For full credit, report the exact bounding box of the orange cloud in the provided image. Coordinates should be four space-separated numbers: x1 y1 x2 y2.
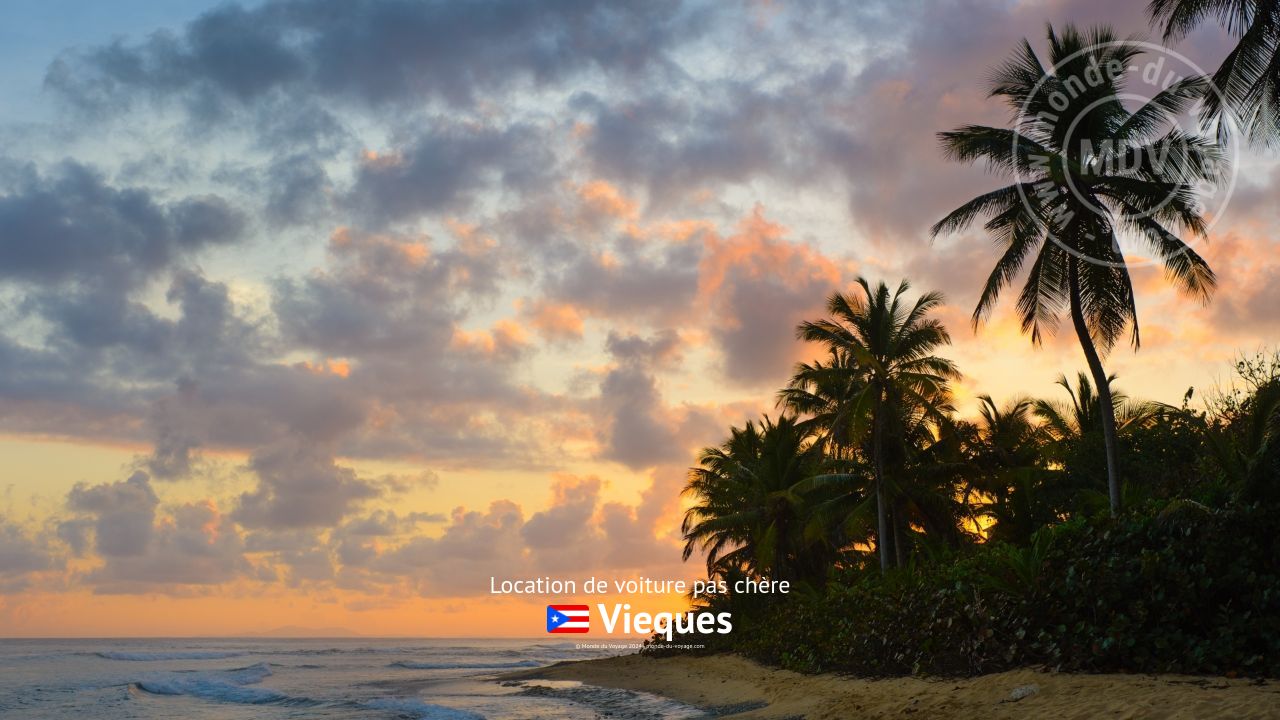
523 299 585 342
698 205 848 300
695 205 857 384
358 148 404 170
328 226 430 267
577 180 638 220
445 218 497 257
451 319 530 359
297 359 353 378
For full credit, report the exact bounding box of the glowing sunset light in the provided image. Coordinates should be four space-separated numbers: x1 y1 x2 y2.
0 0 1275 644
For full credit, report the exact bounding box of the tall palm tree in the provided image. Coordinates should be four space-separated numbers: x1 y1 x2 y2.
681 415 832 585
792 278 959 569
932 24 1224 513
779 353 879 557
1149 0 1280 142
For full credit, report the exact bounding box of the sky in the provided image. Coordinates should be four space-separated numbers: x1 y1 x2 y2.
0 0 1277 637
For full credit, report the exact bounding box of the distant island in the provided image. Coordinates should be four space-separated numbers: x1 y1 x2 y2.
241 626 364 638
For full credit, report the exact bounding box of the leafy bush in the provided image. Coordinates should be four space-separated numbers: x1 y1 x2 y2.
650 504 1280 677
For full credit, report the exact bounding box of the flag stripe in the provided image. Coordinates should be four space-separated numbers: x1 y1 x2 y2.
547 603 591 633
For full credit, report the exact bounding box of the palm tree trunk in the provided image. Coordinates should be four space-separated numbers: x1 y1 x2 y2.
1067 258 1122 513
893 503 907 568
873 401 891 571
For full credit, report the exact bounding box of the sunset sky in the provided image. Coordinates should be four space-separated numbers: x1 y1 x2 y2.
1 0 1277 637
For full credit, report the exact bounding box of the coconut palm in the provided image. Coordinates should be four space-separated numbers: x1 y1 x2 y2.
887 402 975 557
792 278 960 569
962 395 1059 543
1034 373 1172 509
1208 379 1280 502
791 381 970 568
1033 372 1170 443
681 415 833 585
932 24 1224 513
779 352 867 456
779 354 881 559
1149 0 1280 142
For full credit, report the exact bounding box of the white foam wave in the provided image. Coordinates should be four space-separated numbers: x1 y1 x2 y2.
132 662 301 706
98 650 246 661
364 697 486 719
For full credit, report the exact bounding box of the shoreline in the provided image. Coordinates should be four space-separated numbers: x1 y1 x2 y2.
502 653 1280 719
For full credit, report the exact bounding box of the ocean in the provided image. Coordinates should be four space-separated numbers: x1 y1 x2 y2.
0 638 705 719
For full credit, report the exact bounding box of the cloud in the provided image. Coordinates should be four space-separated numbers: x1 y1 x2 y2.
521 475 605 572
0 161 244 290
59 472 249 592
262 154 334 227
264 226 555 464
371 499 527 596
86 499 248 592
605 329 682 368
361 470 690 596
1205 233 1280 337
46 0 705 113
545 232 704 325
273 227 488 355
573 74 844 207
64 471 158 557
345 123 552 226
522 300 585 343
700 207 850 385
595 331 688 469
0 518 60 592
234 441 380 529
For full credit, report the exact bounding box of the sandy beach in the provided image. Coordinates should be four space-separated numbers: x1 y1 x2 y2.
505 653 1280 719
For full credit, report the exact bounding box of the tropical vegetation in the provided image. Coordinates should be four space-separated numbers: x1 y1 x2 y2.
652 17 1280 677
932 24 1223 513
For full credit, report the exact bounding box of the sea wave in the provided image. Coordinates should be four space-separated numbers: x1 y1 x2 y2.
97 650 246 661
388 660 541 670
132 662 314 706
363 697 486 719
530 641 579 649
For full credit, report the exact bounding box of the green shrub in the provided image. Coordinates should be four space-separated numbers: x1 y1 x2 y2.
649 504 1280 677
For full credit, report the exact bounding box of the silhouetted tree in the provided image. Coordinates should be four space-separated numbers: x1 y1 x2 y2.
933 25 1223 512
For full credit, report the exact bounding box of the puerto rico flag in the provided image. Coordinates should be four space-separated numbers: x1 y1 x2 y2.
546 604 590 633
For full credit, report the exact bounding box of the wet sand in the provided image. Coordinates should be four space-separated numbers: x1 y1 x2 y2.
504 653 1280 719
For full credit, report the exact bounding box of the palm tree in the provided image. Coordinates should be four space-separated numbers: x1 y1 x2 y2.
963 395 1058 544
792 278 960 569
932 24 1224 513
681 415 832 585
780 352 866 455
779 354 881 560
1033 372 1169 444
1208 379 1280 502
887 402 974 557
1034 372 1171 509
1149 0 1280 142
